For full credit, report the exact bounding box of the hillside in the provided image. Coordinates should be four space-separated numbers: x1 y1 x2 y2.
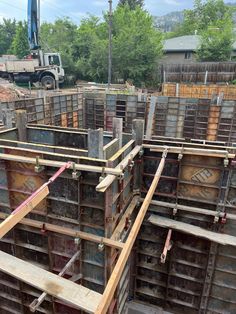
154 2 236 32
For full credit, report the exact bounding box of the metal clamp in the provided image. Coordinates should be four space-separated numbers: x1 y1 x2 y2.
173 205 178 216
178 147 184 161
98 238 105 252
35 156 45 173
162 147 169 158
224 152 229 168
74 237 81 245
99 167 106 183
139 148 144 158
72 162 81 180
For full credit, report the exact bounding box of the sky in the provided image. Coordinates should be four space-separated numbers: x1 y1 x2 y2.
0 0 195 23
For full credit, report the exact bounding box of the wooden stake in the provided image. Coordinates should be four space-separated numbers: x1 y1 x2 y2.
16 110 27 142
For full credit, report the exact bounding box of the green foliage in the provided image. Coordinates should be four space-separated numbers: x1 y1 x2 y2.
10 21 29 58
0 18 17 55
40 18 78 77
168 0 235 62
196 17 235 61
172 0 234 37
75 5 163 86
112 5 163 85
0 5 162 86
118 0 144 9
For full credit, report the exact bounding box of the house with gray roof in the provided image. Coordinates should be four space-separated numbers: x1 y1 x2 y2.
163 35 236 64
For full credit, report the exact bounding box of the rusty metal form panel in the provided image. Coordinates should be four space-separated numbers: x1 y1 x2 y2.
106 94 117 131
153 96 168 137
84 92 105 129
152 97 211 140
0 145 105 313
162 83 236 100
27 127 88 149
1 98 45 124
84 92 147 132
48 93 83 128
0 126 135 314
104 141 137 314
134 139 236 314
206 164 236 314
217 100 236 144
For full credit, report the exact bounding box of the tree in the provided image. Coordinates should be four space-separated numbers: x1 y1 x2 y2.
0 19 17 55
171 0 234 37
196 17 235 61
118 0 144 9
112 5 163 85
74 5 163 86
73 16 108 81
10 21 29 58
40 18 78 77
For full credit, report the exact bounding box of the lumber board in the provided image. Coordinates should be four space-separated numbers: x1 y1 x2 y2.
95 149 168 313
0 153 122 175
148 215 236 246
0 212 124 250
147 199 236 221
96 145 141 192
145 144 235 159
0 250 101 313
0 186 49 239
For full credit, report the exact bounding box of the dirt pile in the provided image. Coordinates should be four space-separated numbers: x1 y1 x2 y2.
0 85 20 101
0 78 31 102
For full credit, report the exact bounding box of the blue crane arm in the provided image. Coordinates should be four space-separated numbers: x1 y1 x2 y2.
28 0 40 50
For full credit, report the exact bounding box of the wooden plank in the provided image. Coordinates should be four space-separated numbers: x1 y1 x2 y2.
0 250 101 313
0 212 124 250
16 110 27 142
0 153 122 176
109 140 134 162
95 149 168 314
0 186 49 239
147 199 236 221
103 138 119 160
30 251 81 312
148 215 236 246
146 145 235 159
96 145 142 192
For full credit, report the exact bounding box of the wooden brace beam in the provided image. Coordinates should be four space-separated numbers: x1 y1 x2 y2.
0 213 124 250
95 148 168 313
148 215 236 246
0 250 101 313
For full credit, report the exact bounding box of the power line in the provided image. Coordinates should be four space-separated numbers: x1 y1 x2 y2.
0 0 26 13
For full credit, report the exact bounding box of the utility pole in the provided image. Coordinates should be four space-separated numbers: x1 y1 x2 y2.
108 0 112 88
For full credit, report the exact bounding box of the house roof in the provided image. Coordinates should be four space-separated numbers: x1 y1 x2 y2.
164 35 201 52
164 34 236 52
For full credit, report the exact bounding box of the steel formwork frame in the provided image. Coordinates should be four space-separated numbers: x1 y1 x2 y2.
1 122 236 314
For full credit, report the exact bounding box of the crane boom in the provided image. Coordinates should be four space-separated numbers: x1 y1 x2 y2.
28 0 40 50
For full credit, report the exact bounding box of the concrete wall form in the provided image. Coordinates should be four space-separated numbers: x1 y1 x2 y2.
0 125 138 314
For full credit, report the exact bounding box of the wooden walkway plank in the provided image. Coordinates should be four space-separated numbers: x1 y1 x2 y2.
0 250 102 313
148 215 236 247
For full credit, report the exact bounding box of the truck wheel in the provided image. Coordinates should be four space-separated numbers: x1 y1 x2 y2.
41 75 55 90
